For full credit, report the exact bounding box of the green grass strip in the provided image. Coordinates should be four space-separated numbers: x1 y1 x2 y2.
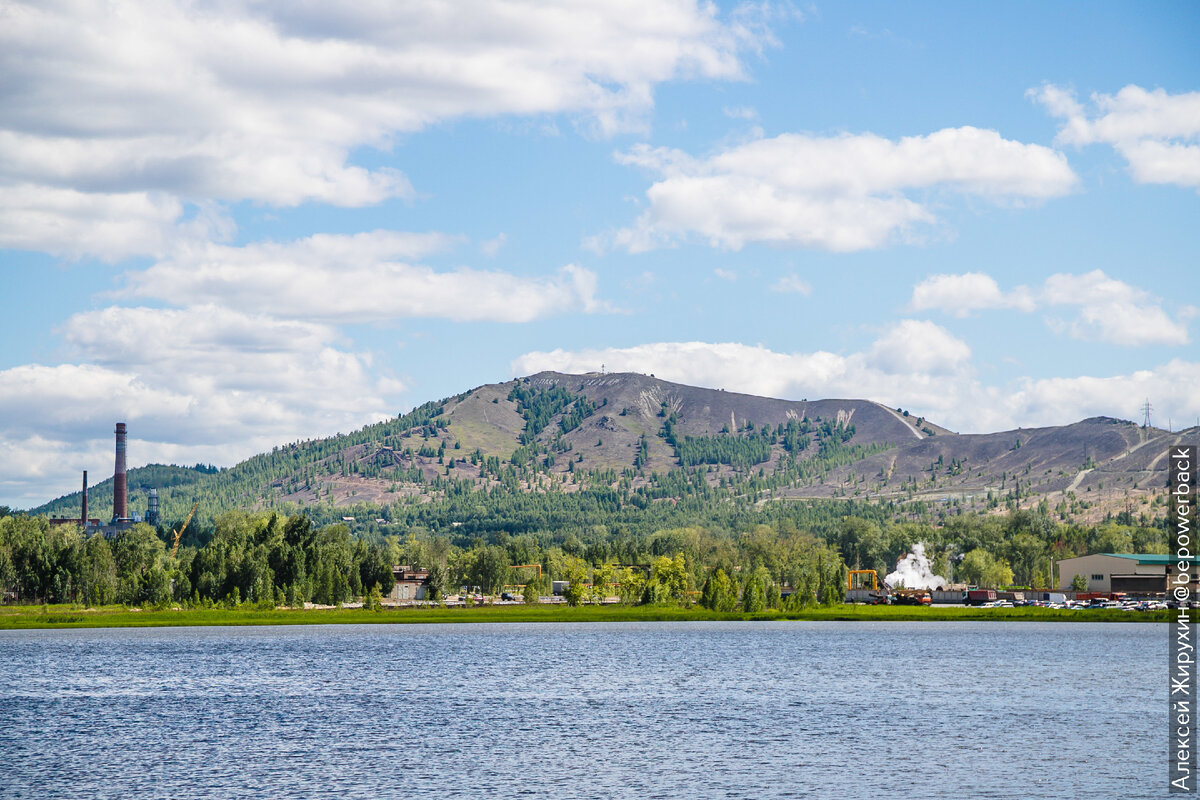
0 603 1172 629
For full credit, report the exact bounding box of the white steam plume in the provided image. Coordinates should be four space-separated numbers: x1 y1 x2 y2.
886 543 947 590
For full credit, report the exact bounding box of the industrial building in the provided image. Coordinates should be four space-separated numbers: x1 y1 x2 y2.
1056 553 1200 596
390 566 431 601
47 470 103 530
48 422 159 538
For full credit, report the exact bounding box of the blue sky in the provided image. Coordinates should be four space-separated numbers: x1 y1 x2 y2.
1 0 1198 508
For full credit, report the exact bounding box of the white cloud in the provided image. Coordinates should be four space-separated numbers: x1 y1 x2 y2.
770 274 812 295
1007 359 1200 432
723 106 759 120
0 303 410 507
1032 84 1200 189
0 0 766 259
0 185 184 261
0 433 111 510
866 320 971 376
480 233 508 258
910 269 1189 346
910 272 1036 317
713 268 738 281
1041 270 1190 346
601 126 1077 252
516 341 854 404
512 340 1200 434
120 231 610 323
54 305 404 438
0 364 192 442
514 321 982 425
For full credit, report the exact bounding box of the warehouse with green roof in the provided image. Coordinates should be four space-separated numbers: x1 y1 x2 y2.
1056 553 1200 595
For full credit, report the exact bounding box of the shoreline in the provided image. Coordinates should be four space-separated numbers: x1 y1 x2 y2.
0 603 1175 630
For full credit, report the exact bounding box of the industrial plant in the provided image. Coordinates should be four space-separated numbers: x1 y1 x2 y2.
48 422 159 537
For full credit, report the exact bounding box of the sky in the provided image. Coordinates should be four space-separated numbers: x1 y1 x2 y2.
1 0 1198 508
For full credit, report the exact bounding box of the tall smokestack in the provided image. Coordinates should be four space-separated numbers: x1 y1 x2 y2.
81 470 88 528
113 422 127 521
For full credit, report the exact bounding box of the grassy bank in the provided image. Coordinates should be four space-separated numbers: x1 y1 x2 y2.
0 602 1174 629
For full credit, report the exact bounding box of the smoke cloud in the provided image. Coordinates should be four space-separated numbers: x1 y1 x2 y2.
886 543 947 590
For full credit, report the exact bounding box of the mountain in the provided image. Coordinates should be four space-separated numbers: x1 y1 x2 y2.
29 371 1189 529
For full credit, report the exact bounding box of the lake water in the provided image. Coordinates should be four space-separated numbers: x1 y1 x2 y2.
0 621 1165 799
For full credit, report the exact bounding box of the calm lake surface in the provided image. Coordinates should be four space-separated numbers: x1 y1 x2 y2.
0 621 1164 799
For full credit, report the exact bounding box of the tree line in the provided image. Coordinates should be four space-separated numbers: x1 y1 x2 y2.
0 500 1168 608
0 512 391 607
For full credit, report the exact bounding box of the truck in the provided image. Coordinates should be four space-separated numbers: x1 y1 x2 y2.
891 588 932 606
965 589 997 606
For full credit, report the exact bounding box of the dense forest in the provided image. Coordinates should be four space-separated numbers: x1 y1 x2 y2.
0 498 1167 609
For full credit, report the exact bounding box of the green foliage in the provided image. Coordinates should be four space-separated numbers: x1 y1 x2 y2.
1092 523 1134 554
617 567 645 605
466 544 510 595
675 432 771 469
507 384 584 444
644 553 690 605
765 581 782 610
957 548 1016 589
1032 567 1050 590
425 563 446 602
700 568 738 612
82 533 117 605
741 566 769 613
559 398 598 435
635 434 649 469
562 556 589 607
1071 573 1089 592
5 511 412 610
1003 531 1046 587
591 563 616 603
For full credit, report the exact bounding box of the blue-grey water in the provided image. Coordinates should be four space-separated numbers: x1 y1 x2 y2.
0 621 1165 799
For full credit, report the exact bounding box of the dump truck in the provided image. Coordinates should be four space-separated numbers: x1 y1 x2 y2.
964 589 997 606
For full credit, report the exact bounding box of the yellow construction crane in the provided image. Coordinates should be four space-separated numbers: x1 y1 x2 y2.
848 569 879 591
848 569 890 605
170 503 198 559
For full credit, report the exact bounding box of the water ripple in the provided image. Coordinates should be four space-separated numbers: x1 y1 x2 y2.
0 621 1164 799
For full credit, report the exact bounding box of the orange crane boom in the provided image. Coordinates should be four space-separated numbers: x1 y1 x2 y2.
170 503 198 558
